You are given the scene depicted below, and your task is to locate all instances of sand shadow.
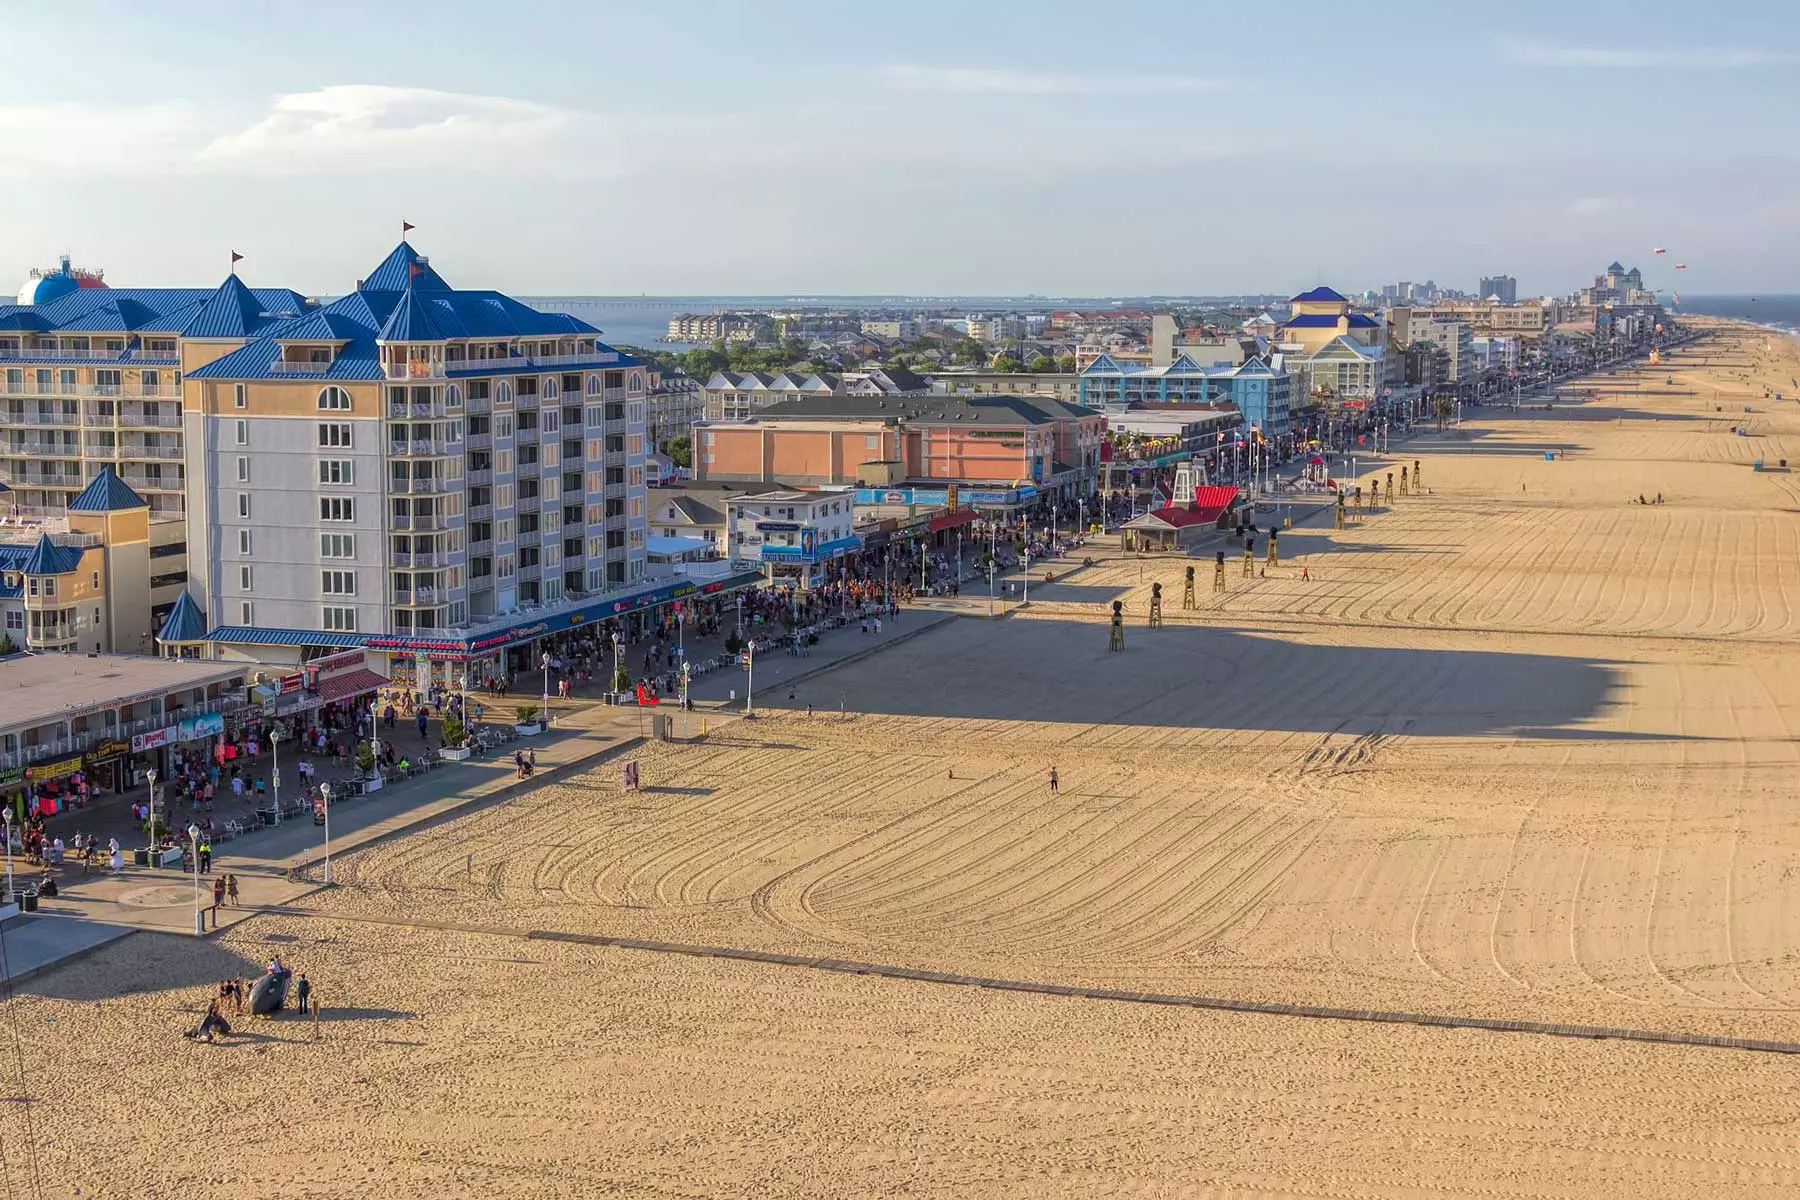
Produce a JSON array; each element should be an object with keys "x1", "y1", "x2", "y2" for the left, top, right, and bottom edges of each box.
[
  {"x1": 775, "y1": 617, "x2": 1676, "y2": 742},
  {"x1": 315, "y1": 1006, "x2": 418, "y2": 1022},
  {"x1": 15, "y1": 930, "x2": 268, "y2": 1001}
]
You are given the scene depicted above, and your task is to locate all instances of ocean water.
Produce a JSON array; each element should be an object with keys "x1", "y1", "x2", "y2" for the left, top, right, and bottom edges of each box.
[{"x1": 1677, "y1": 294, "x2": 1800, "y2": 335}]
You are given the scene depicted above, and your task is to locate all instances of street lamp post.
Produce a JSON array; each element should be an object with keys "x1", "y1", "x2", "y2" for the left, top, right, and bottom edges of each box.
[
  {"x1": 744, "y1": 639, "x2": 755, "y2": 718},
  {"x1": 187, "y1": 823, "x2": 203, "y2": 935},
  {"x1": 540, "y1": 650, "x2": 552, "y2": 729},
  {"x1": 146, "y1": 769, "x2": 158, "y2": 854},
  {"x1": 270, "y1": 726, "x2": 282, "y2": 825},
  {"x1": 368, "y1": 699, "x2": 382, "y2": 788},
  {"x1": 1, "y1": 809, "x2": 12, "y2": 904},
  {"x1": 680, "y1": 661, "x2": 691, "y2": 739},
  {"x1": 611, "y1": 632, "x2": 622, "y2": 704},
  {"x1": 319, "y1": 782, "x2": 334, "y2": 885}
]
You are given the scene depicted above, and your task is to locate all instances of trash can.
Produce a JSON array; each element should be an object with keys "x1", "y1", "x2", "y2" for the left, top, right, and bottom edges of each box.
[
  {"x1": 134, "y1": 848, "x2": 150, "y2": 867},
  {"x1": 21, "y1": 890, "x2": 37, "y2": 913}
]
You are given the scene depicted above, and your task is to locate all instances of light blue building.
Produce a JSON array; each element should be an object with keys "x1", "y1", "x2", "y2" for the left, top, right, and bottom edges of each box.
[{"x1": 1078, "y1": 353, "x2": 1292, "y2": 435}]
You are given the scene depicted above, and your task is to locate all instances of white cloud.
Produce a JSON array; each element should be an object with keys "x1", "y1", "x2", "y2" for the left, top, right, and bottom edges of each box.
[
  {"x1": 877, "y1": 65, "x2": 1222, "y2": 95},
  {"x1": 1567, "y1": 196, "x2": 1623, "y2": 218},
  {"x1": 197, "y1": 85, "x2": 580, "y2": 172},
  {"x1": 1497, "y1": 37, "x2": 1799, "y2": 68}
]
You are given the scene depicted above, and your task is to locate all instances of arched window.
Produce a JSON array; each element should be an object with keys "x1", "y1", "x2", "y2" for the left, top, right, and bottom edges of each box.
[
  {"x1": 586, "y1": 374, "x2": 601, "y2": 396},
  {"x1": 317, "y1": 385, "x2": 352, "y2": 411},
  {"x1": 543, "y1": 377, "x2": 559, "y2": 400},
  {"x1": 445, "y1": 384, "x2": 463, "y2": 409},
  {"x1": 629, "y1": 372, "x2": 643, "y2": 392},
  {"x1": 496, "y1": 381, "x2": 513, "y2": 406}
]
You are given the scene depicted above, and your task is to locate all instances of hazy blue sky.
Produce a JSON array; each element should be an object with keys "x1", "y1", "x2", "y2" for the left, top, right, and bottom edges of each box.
[{"x1": 3, "y1": 0, "x2": 1796, "y2": 297}]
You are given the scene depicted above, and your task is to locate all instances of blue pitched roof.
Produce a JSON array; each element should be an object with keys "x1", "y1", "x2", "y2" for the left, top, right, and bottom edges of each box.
[
  {"x1": 68, "y1": 465, "x2": 147, "y2": 512},
  {"x1": 0, "y1": 285, "x2": 309, "y2": 338},
  {"x1": 1291, "y1": 286, "x2": 1348, "y2": 303},
  {"x1": 19, "y1": 533, "x2": 83, "y2": 576},
  {"x1": 182, "y1": 275, "x2": 268, "y2": 338},
  {"x1": 202, "y1": 625, "x2": 369, "y2": 647},
  {"x1": 379, "y1": 287, "x2": 452, "y2": 341},
  {"x1": 156, "y1": 591, "x2": 208, "y2": 642},
  {"x1": 189, "y1": 245, "x2": 619, "y2": 382},
  {"x1": 361, "y1": 243, "x2": 452, "y2": 292},
  {"x1": 1283, "y1": 314, "x2": 1345, "y2": 327}
]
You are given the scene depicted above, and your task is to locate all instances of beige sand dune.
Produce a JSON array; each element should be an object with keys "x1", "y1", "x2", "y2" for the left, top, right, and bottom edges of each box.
[{"x1": 10, "y1": 320, "x2": 1800, "y2": 1198}]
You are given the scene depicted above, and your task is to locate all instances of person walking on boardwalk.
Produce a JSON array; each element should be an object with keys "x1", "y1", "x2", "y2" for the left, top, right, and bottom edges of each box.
[
  {"x1": 1049, "y1": 767, "x2": 1059, "y2": 793},
  {"x1": 226, "y1": 873, "x2": 240, "y2": 907},
  {"x1": 211, "y1": 876, "x2": 225, "y2": 923}
]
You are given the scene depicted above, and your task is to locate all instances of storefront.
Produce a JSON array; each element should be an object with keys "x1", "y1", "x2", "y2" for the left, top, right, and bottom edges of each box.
[{"x1": 363, "y1": 569, "x2": 766, "y2": 696}]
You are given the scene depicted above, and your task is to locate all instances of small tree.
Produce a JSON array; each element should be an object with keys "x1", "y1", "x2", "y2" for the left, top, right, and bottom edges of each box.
[
  {"x1": 992, "y1": 355, "x2": 1025, "y2": 374},
  {"x1": 356, "y1": 741, "x2": 376, "y2": 775},
  {"x1": 0, "y1": 632, "x2": 16, "y2": 656},
  {"x1": 515, "y1": 703, "x2": 541, "y2": 726},
  {"x1": 665, "y1": 435, "x2": 693, "y2": 468},
  {"x1": 612, "y1": 663, "x2": 631, "y2": 692},
  {"x1": 1026, "y1": 353, "x2": 1054, "y2": 374},
  {"x1": 440, "y1": 713, "x2": 465, "y2": 748},
  {"x1": 724, "y1": 632, "x2": 743, "y2": 656},
  {"x1": 1056, "y1": 354, "x2": 1077, "y2": 373}
]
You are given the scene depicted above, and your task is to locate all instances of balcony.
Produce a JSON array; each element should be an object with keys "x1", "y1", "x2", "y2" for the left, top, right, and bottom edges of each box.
[
  {"x1": 468, "y1": 502, "x2": 492, "y2": 521},
  {"x1": 444, "y1": 356, "x2": 522, "y2": 375},
  {"x1": 393, "y1": 586, "x2": 439, "y2": 605},
  {"x1": 603, "y1": 449, "x2": 626, "y2": 468},
  {"x1": 534, "y1": 351, "x2": 621, "y2": 369},
  {"x1": 516, "y1": 494, "x2": 540, "y2": 513},
  {"x1": 6, "y1": 441, "x2": 81, "y2": 458},
  {"x1": 602, "y1": 482, "x2": 627, "y2": 500},
  {"x1": 465, "y1": 431, "x2": 491, "y2": 449},
  {"x1": 386, "y1": 401, "x2": 441, "y2": 420},
  {"x1": 384, "y1": 361, "x2": 447, "y2": 380},
  {"x1": 6, "y1": 410, "x2": 80, "y2": 427},
  {"x1": 388, "y1": 438, "x2": 454, "y2": 457},
  {"x1": 514, "y1": 392, "x2": 539, "y2": 409},
  {"x1": 466, "y1": 468, "x2": 492, "y2": 486},
  {"x1": 116, "y1": 410, "x2": 182, "y2": 428},
  {"x1": 390, "y1": 512, "x2": 441, "y2": 531},
  {"x1": 269, "y1": 359, "x2": 333, "y2": 375},
  {"x1": 115, "y1": 444, "x2": 184, "y2": 460},
  {"x1": 118, "y1": 472, "x2": 182, "y2": 492},
  {"x1": 0, "y1": 349, "x2": 169, "y2": 364},
  {"x1": 465, "y1": 394, "x2": 490, "y2": 415},
  {"x1": 390, "y1": 476, "x2": 453, "y2": 495},
  {"x1": 603, "y1": 387, "x2": 628, "y2": 401},
  {"x1": 4, "y1": 382, "x2": 180, "y2": 401}
]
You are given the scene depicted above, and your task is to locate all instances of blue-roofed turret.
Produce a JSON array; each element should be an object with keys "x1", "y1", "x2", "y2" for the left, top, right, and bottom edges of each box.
[
  {"x1": 68, "y1": 465, "x2": 147, "y2": 513},
  {"x1": 360, "y1": 243, "x2": 452, "y2": 292},
  {"x1": 182, "y1": 273, "x2": 270, "y2": 339}
]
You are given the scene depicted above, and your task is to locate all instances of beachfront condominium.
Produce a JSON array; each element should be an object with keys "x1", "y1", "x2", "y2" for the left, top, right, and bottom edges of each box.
[
  {"x1": 179, "y1": 242, "x2": 650, "y2": 687},
  {"x1": 0, "y1": 257, "x2": 313, "y2": 631}
]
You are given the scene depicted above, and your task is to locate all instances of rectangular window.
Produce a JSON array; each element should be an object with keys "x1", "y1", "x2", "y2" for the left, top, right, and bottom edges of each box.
[
  {"x1": 321, "y1": 569, "x2": 356, "y2": 595},
  {"x1": 319, "y1": 460, "x2": 353, "y2": 485},
  {"x1": 233, "y1": 384, "x2": 246, "y2": 409},
  {"x1": 317, "y1": 423, "x2": 352, "y2": 448},
  {"x1": 322, "y1": 606, "x2": 357, "y2": 632},
  {"x1": 234, "y1": 419, "x2": 248, "y2": 445},
  {"x1": 236, "y1": 456, "x2": 249, "y2": 482},
  {"x1": 320, "y1": 533, "x2": 355, "y2": 558},
  {"x1": 3, "y1": 611, "x2": 18, "y2": 631},
  {"x1": 239, "y1": 565, "x2": 253, "y2": 591},
  {"x1": 494, "y1": 414, "x2": 512, "y2": 438},
  {"x1": 241, "y1": 601, "x2": 253, "y2": 625},
  {"x1": 238, "y1": 529, "x2": 252, "y2": 555},
  {"x1": 43, "y1": 578, "x2": 54, "y2": 597},
  {"x1": 237, "y1": 493, "x2": 250, "y2": 518},
  {"x1": 320, "y1": 497, "x2": 355, "y2": 522}
]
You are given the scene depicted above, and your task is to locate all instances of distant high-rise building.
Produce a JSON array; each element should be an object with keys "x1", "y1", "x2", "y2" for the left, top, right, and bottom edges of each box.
[{"x1": 1479, "y1": 275, "x2": 1519, "y2": 304}]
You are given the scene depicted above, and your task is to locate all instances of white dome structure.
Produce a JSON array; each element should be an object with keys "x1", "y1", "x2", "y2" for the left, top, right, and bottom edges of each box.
[{"x1": 15, "y1": 256, "x2": 105, "y2": 305}]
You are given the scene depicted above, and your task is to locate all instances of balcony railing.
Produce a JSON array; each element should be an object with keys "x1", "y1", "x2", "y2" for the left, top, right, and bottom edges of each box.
[
  {"x1": 5, "y1": 442, "x2": 82, "y2": 458},
  {"x1": 393, "y1": 586, "x2": 440, "y2": 605},
  {"x1": 389, "y1": 476, "x2": 453, "y2": 495},
  {"x1": 115, "y1": 411, "x2": 182, "y2": 428},
  {"x1": 386, "y1": 401, "x2": 441, "y2": 420},
  {"x1": 2, "y1": 382, "x2": 180, "y2": 401},
  {"x1": 5, "y1": 411, "x2": 80, "y2": 426},
  {"x1": 466, "y1": 468, "x2": 492, "y2": 486},
  {"x1": 465, "y1": 432, "x2": 491, "y2": 450},
  {"x1": 114, "y1": 444, "x2": 184, "y2": 460},
  {"x1": 516, "y1": 495, "x2": 539, "y2": 512},
  {"x1": 385, "y1": 361, "x2": 447, "y2": 380},
  {"x1": 390, "y1": 512, "x2": 442, "y2": 531},
  {"x1": 0, "y1": 349, "x2": 177, "y2": 364},
  {"x1": 602, "y1": 482, "x2": 627, "y2": 499},
  {"x1": 468, "y1": 503, "x2": 492, "y2": 521}
]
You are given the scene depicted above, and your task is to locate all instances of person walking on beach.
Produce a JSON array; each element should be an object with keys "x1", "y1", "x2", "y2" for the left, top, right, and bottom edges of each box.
[
  {"x1": 225, "y1": 873, "x2": 240, "y2": 907},
  {"x1": 295, "y1": 974, "x2": 312, "y2": 1015},
  {"x1": 1049, "y1": 767, "x2": 1059, "y2": 793}
]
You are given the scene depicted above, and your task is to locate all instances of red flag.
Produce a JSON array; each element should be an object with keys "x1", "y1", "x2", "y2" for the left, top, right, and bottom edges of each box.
[{"x1": 407, "y1": 260, "x2": 422, "y2": 278}]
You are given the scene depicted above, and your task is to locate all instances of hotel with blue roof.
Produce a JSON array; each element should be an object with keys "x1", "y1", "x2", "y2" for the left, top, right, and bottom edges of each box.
[{"x1": 0, "y1": 242, "x2": 722, "y2": 689}]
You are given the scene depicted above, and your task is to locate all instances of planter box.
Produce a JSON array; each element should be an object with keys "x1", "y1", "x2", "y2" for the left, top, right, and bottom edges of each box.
[
  {"x1": 364, "y1": 774, "x2": 384, "y2": 793},
  {"x1": 514, "y1": 722, "x2": 545, "y2": 736},
  {"x1": 440, "y1": 746, "x2": 472, "y2": 762}
]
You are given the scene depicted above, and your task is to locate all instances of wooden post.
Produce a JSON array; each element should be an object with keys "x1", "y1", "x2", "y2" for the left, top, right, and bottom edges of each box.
[
  {"x1": 1147, "y1": 582, "x2": 1163, "y2": 628},
  {"x1": 1267, "y1": 529, "x2": 1279, "y2": 566},
  {"x1": 1182, "y1": 565, "x2": 1196, "y2": 609},
  {"x1": 1214, "y1": 551, "x2": 1227, "y2": 592}
]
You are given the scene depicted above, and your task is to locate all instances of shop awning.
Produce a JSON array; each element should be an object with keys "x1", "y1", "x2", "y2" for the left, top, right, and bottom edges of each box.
[{"x1": 313, "y1": 668, "x2": 389, "y2": 705}]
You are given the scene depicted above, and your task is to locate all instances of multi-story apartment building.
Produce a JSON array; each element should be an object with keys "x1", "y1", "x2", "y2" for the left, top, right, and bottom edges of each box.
[
  {"x1": 0, "y1": 261, "x2": 313, "y2": 630},
  {"x1": 1405, "y1": 317, "x2": 1476, "y2": 381},
  {"x1": 646, "y1": 365, "x2": 703, "y2": 453},
  {"x1": 1478, "y1": 275, "x2": 1519, "y2": 304},
  {"x1": 695, "y1": 393, "x2": 1103, "y2": 499},
  {"x1": 179, "y1": 242, "x2": 660, "y2": 687},
  {"x1": 1395, "y1": 301, "x2": 1557, "y2": 339},
  {"x1": 859, "y1": 318, "x2": 920, "y2": 341},
  {"x1": 1078, "y1": 353, "x2": 1293, "y2": 435}
]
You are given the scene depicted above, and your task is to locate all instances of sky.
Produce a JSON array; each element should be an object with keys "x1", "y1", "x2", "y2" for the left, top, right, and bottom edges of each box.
[{"x1": 3, "y1": 0, "x2": 1797, "y2": 298}]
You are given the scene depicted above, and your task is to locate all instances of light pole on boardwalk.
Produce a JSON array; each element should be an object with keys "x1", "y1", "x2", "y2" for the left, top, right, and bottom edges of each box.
[
  {"x1": 744, "y1": 639, "x2": 755, "y2": 718},
  {"x1": 271, "y1": 725, "x2": 282, "y2": 825},
  {"x1": 187, "y1": 822, "x2": 203, "y2": 935},
  {"x1": 146, "y1": 769, "x2": 157, "y2": 854},
  {"x1": 540, "y1": 650, "x2": 552, "y2": 729},
  {"x1": 319, "y1": 782, "x2": 334, "y2": 885},
  {"x1": 1, "y1": 809, "x2": 13, "y2": 904}
]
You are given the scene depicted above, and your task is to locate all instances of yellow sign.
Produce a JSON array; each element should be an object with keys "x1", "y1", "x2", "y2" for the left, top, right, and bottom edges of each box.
[{"x1": 25, "y1": 756, "x2": 83, "y2": 783}]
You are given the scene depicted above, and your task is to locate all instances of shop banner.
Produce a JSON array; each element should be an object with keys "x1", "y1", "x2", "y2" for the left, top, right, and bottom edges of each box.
[
  {"x1": 25, "y1": 756, "x2": 83, "y2": 783},
  {"x1": 131, "y1": 727, "x2": 170, "y2": 753},
  {"x1": 175, "y1": 712, "x2": 225, "y2": 743}
]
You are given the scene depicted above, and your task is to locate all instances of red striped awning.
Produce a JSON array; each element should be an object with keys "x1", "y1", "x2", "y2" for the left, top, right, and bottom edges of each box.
[{"x1": 313, "y1": 668, "x2": 388, "y2": 705}]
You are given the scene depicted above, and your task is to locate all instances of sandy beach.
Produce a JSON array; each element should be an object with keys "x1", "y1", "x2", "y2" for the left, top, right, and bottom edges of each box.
[{"x1": 10, "y1": 318, "x2": 1800, "y2": 1198}]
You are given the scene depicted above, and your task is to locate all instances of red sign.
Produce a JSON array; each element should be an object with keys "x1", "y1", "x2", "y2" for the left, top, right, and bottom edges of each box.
[{"x1": 1340, "y1": 399, "x2": 1367, "y2": 409}]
